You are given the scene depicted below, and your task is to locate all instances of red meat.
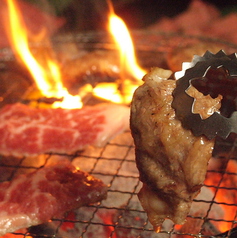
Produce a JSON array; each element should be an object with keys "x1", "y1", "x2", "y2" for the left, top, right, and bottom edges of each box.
[
  {"x1": 0, "y1": 160, "x2": 107, "y2": 235},
  {"x1": 0, "y1": 103, "x2": 129, "y2": 156}
]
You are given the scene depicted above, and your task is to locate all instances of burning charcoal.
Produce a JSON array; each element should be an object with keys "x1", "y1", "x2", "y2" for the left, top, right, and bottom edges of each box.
[
  {"x1": 215, "y1": 227, "x2": 237, "y2": 238},
  {"x1": 176, "y1": 186, "x2": 223, "y2": 237},
  {"x1": 112, "y1": 200, "x2": 172, "y2": 238},
  {"x1": 112, "y1": 201, "x2": 149, "y2": 238},
  {"x1": 113, "y1": 209, "x2": 147, "y2": 237},
  {"x1": 48, "y1": 207, "x2": 118, "y2": 237},
  {"x1": 206, "y1": 158, "x2": 237, "y2": 234}
]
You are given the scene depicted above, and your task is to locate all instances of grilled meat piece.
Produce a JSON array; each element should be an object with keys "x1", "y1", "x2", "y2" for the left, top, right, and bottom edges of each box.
[{"x1": 130, "y1": 67, "x2": 216, "y2": 230}]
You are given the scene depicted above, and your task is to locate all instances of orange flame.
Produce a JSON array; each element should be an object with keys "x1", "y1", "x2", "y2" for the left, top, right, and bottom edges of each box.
[
  {"x1": 92, "y1": 5, "x2": 146, "y2": 104},
  {"x1": 108, "y1": 12, "x2": 146, "y2": 80},
  {"x1": 6, "y1": 0, "x2": 146, "y2": 107},
  {"x1": 6, "y1": 0, "x2": 82, "y2": 109}
]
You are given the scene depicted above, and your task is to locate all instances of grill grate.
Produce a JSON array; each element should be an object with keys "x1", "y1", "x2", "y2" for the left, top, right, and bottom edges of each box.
[
  {"x1": 0, "y1": 31, "x2": 237, "y2": 238},
  {"x1": 0, "y1": 129, "x2": 236, "y2": 238}
]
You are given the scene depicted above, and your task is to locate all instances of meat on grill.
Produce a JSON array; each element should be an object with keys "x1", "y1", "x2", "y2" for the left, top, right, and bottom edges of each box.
[
  {"x1": 0, "y1": 160, "x2": 107, "y2": 236},
  {"x1": 130, "y1": 68, "x2": 217, "y2": 230},
  {"x1": 0, "y1": 103, "x2": 129, "y2": 156}
]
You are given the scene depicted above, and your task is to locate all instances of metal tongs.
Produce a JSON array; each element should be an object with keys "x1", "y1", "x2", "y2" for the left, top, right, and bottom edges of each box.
[{"x1": 172, "y1": 50, "x2": 237, "y2": 140}]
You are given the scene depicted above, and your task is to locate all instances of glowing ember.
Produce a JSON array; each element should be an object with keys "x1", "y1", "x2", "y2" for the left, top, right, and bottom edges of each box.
[
  {"x1": 205, "y1": 159, "x2": 237, "y2": 233},
  {"x1": 5, "y1": 0, "x2": 82, "y2": 109}
]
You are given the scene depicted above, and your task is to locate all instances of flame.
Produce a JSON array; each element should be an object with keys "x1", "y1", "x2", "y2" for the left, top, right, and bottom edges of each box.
[
  {"x1": 93, "y1": 80, "x2": 140, "y2": 105},
  {"x1": 108, "y1": 12, "x2": 146, "y2": 80},
  {"x1": 6, "y1": 0, "x2": 146, "y2": 107},
  {"x1": 92, "y1": 5, "x2": 146, "y2": 104},
  {"x1": 6, "y1": 0, "x2": 82, "y2": 109}
]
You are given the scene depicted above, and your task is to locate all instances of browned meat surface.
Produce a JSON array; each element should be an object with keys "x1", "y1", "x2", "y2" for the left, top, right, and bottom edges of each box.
[{"x1": 130, "y1": 67, "x2": 217, "y2": 230}]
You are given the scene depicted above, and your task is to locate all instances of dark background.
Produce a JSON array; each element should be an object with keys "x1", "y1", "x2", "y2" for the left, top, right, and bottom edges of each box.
[
  {"x1": 59, "y1": 0, "x2": 237, "y2": 32},
  {"x1": 24, "y1": 0, "x2": 237, "y2": 32},
  {"x1": 114, "y1": 0, "x2": 237, "y2": 28}
]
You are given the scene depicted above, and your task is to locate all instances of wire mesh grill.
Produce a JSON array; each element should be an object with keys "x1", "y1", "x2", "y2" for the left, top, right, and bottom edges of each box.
[
  {"x1": 0, "y1": 31, "x2": 237, "y2": 238},
  {"x1": 0, "y1": 128, "x2": 236, "y2": 237}
]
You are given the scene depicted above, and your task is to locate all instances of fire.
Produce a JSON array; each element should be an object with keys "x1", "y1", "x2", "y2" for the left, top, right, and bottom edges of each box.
[
  {"x1": 5, "y1": 0, "x2": 82, "y2": 109},
  {"x1": 6, "y1": 0, "x2": 145, "y2": 107},
  {"x1": 93, "y1": 80, "x2": 141, "y2": 105},
  {"x1": 92, "y1": 7, "x2": 146, "y2": 104},
  {"x1": 108, "y1": 12, "x2": 146, "y2": 80}
]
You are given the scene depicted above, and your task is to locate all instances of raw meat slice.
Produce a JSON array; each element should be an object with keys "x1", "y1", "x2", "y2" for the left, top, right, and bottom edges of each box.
[
  {"x1": 130, "y1": 68, "x2": 215, "y2": 230},
  {"x1": 0, "y1": 160, "x2": 107, "y2": 236},
  {"x1": 0, "y1": 103, "x2": 129, "y2": 156}
]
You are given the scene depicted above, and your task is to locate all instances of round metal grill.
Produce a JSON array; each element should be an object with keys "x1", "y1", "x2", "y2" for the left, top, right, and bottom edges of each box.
[{"x1": 0, "y1": 31, "x2": 236, "y2": 238}]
